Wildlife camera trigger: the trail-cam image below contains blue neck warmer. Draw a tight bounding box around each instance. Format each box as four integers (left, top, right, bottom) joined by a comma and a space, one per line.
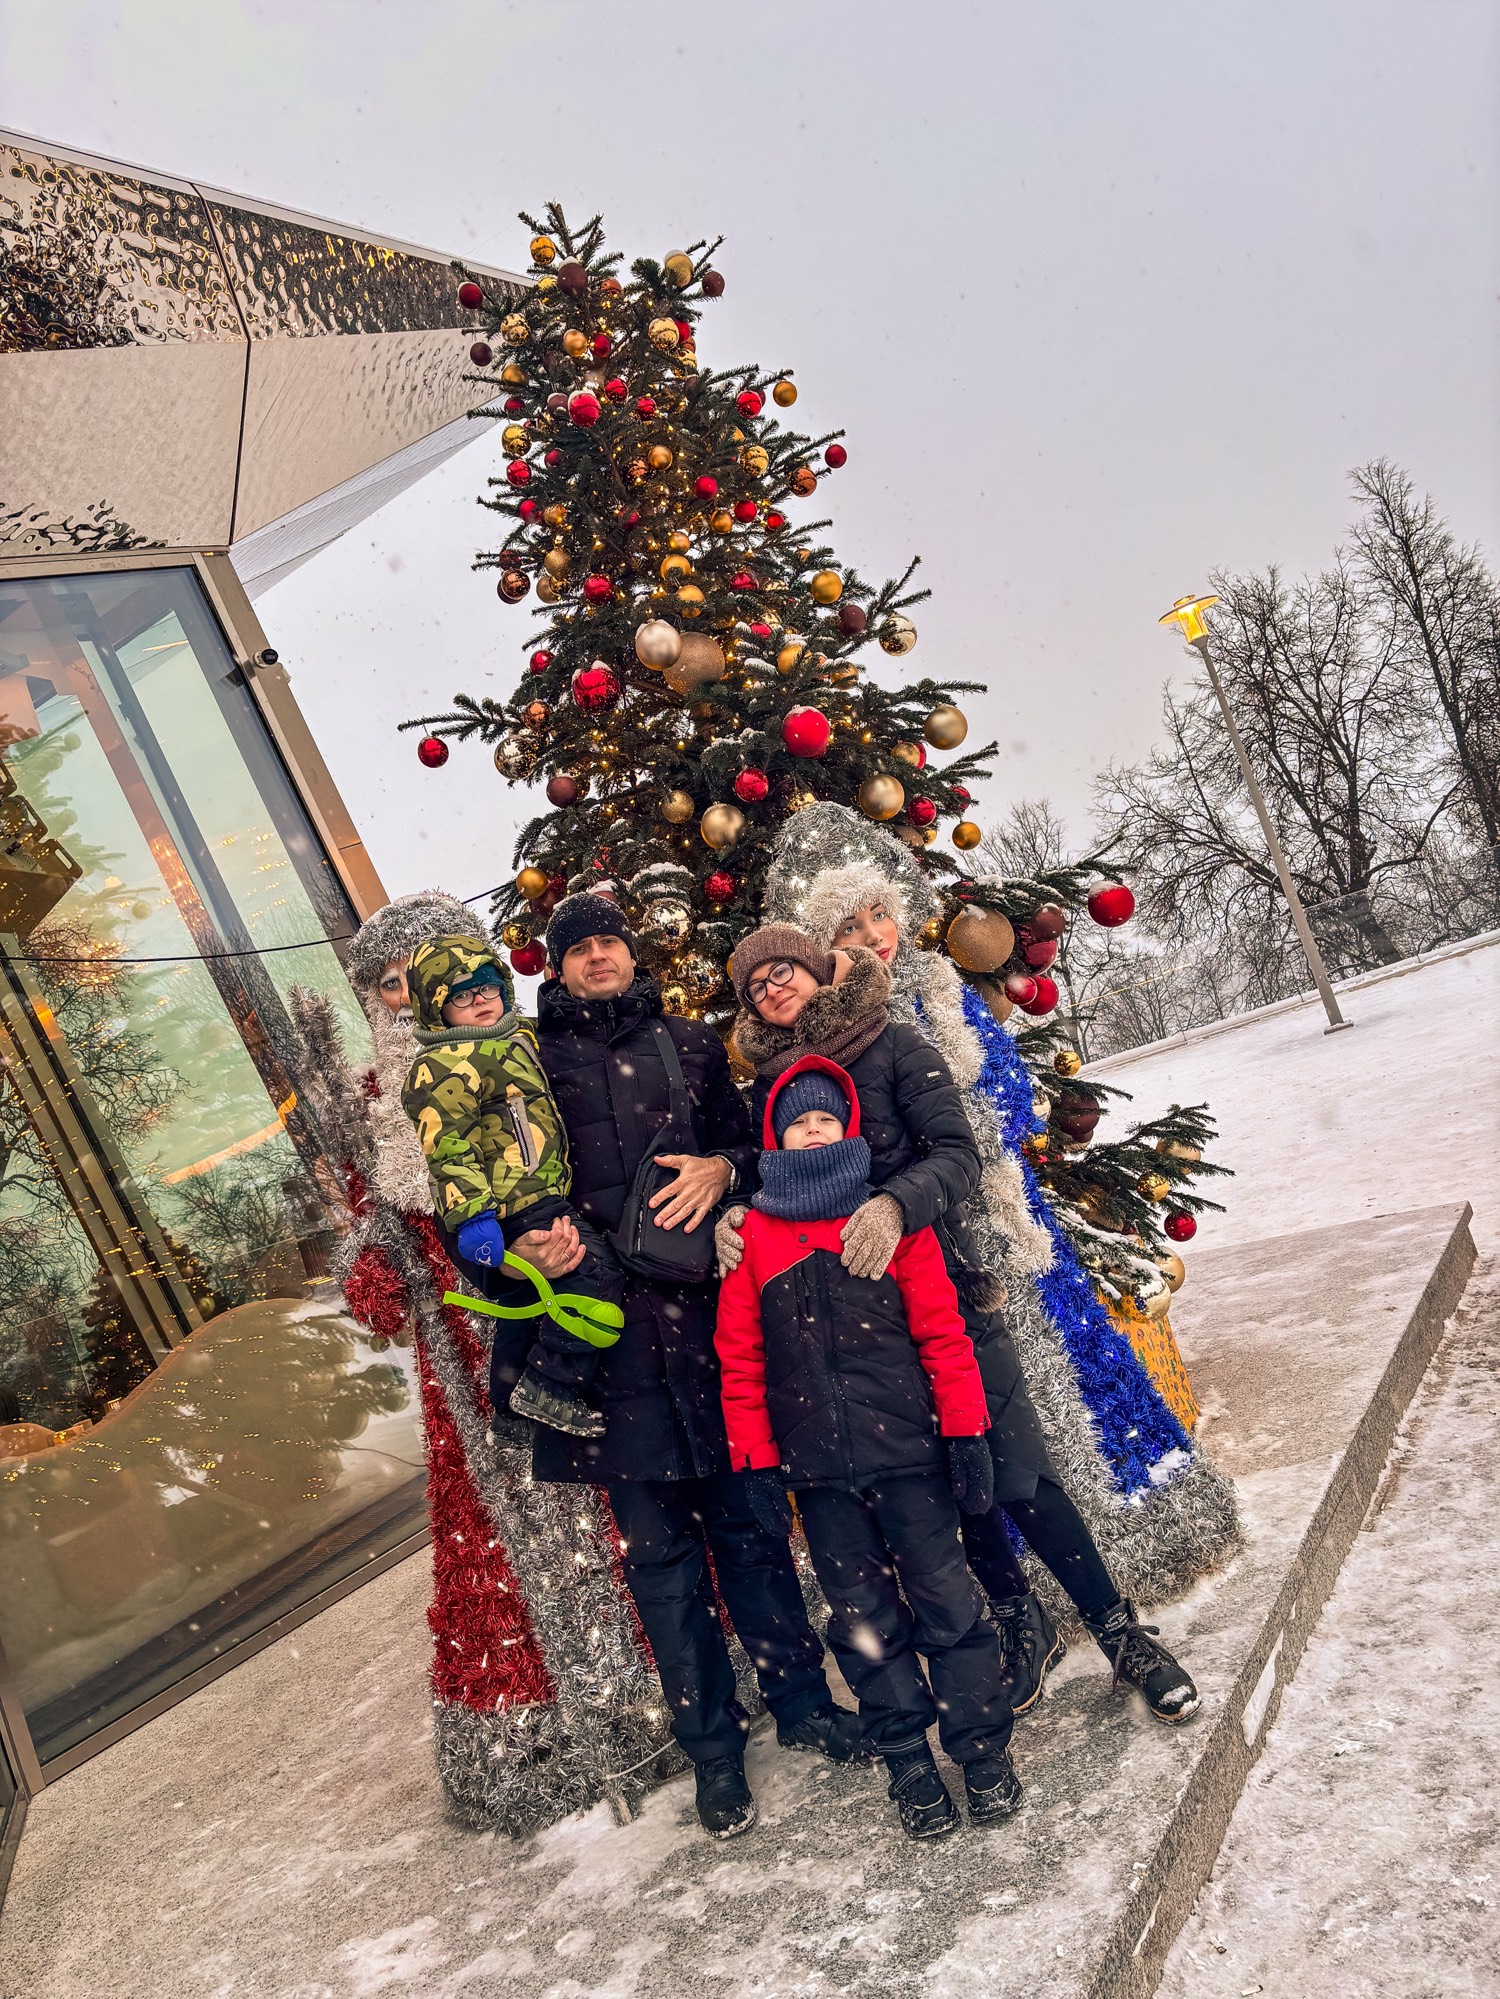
754, 1137, 873, 1221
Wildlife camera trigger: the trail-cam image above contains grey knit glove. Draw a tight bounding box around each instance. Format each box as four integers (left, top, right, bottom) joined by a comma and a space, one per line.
839, 1193, 905, 1280
715, 1204, 749, 1276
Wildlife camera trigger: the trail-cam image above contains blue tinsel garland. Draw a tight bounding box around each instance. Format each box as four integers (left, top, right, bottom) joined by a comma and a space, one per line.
955, 984, 1191, 1494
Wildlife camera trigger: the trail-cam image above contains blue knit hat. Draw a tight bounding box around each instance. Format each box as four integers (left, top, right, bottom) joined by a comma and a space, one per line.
771, 1067, 852, 1142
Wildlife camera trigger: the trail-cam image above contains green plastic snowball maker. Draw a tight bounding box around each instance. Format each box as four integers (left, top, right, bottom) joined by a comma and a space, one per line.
443, 1251, 624, 1348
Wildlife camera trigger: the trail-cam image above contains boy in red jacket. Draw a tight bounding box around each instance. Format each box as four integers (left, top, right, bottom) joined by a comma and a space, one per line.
715, 1055, 1024, 1840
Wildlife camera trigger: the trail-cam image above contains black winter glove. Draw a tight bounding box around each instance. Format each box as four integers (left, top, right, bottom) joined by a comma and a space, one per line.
739, 1468, 795, 1539
946, 1435, 995, 1516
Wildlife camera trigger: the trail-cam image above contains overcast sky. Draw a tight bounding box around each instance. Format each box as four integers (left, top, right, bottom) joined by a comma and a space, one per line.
4, 0, 1497, 916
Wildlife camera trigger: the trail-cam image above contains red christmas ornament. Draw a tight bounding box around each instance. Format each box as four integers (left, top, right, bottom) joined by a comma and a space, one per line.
529, 649, 553, 674
906, 796, 937, 827
824, 443, 848, 468
1031, 903, 1068, 940
590, 333, 613, 361
556, 260, 588, 298
764, 510, 786, 532
469, 340, 493, 366
510, 941, 548, 976
694, 475, 719, 498
733, 767, 769, 803
705, 870, 737, 904
836, 604, 867, 635
635, 396, 656, 417
1087, 883, 1136, 927
737, 389, 764, 417
544, 447, 562, 467
783, 707, 832, 758
571, 662, 621, 709
582, 574, 614, 604
545, 774, 580, 807
701, 269, 725, 297
457, 279, 483, 308
749, 621, 772, 640
1018, 974, 1059, 1017
673, 318, 692, 345
1002, 971, 1038, 1006
505, 459, 531, 487
733, 499, 758, 522
1023, 937, 1058, 971
1164, 1210, 1197, 1243
417, 735, 449, 768
953, 784, 970, 803
603, 377, 627, 401
618, 507, 641, 529
518, 498, 538, 521
503, 396, 526, 414
568, 390, 601, 426
731, 570, 758, 592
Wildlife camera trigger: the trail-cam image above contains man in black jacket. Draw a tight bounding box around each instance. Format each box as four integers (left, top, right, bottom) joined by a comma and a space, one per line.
529, 893, 859, 1838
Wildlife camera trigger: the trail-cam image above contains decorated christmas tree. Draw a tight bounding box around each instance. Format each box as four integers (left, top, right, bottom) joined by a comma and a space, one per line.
405, 203, 1227, 1286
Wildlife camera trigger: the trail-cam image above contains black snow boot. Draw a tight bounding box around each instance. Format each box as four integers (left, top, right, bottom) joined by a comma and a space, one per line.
991, 1592, 1067, 1715
962, 1747, 1025, 1825
508, 1370, 606, 1439
1084, 1599, 1200, 1724
694, 1754, 757, 1838
776, 1701, 868, 1763
884, 1747, 960, 1841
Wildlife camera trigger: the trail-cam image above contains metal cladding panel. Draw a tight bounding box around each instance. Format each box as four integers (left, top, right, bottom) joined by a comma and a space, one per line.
0, 132, 525, 563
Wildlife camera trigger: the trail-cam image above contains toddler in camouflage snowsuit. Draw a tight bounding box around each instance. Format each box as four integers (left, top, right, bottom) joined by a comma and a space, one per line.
402, 934, 622, 1439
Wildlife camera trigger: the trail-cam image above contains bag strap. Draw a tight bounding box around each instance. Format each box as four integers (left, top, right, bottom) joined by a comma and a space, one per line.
648, 1017, 694, 1136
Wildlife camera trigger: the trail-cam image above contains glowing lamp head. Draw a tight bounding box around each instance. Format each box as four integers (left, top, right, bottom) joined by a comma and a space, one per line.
1159, 594, 1219, 646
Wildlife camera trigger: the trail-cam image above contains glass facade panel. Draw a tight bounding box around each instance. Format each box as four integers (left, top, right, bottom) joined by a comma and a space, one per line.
0, 567, 424, 1765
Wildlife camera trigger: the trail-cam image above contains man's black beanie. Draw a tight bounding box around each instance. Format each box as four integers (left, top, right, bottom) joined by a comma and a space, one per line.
545, 891, 637, 970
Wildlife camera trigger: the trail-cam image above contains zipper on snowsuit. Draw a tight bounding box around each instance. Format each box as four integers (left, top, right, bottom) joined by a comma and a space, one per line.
504, 1084, 539, 1169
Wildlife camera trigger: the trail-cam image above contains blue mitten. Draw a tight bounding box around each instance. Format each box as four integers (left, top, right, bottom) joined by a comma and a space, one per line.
456, 1211, 507, 1268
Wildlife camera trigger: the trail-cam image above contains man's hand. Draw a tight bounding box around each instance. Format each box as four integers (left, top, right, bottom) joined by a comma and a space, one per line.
649, 1153, 732, 1232
510, 1215, 585, 1277
715, 1204, 749, 1275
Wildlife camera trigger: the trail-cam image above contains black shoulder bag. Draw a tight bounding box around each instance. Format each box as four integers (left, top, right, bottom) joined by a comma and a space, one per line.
609, 1019, 719, 1284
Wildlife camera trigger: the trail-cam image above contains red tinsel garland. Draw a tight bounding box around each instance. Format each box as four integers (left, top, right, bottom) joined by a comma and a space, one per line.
344, 1243, 411, 1336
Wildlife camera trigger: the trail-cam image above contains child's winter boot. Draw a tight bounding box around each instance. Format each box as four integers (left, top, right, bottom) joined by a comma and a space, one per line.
776, 1701, 868, 1762
961, 1746, 1025, 1824
509, 1370, 606, 1438
694, 1753, 756, 1837
884, 1745, 960, 1840
990, 1591, 1066, 1714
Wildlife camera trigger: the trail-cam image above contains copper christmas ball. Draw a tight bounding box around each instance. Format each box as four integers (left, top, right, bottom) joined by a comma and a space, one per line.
634, 619, 683, 669
701, 269, 725, 297
924, 704, 969, 749
545, 774, 580, 807
501, 423, 529, 456
626, 457, 649, 483
557, 260, 588, 297
516, 865, 549, 900
497, 569, 530, 603
741, 445, 770, 476
562, 328, 589, 358
700, 802, 746, 848
1053, 1048, 1083, 1077
952, 820, 982, 851
829, 661, 860, 687
810, 571, 843, 605
880, 613, 918, 656
789, 465, 819, 497
500, 313, 530, 345
648, 316, 681, 350
772, 378, 798, 406
667, 527, 692, 553
661, 789, 696, 824
664, 251, 694, 287
855, 774, 905, 821
776, 639, 806, 675
1137, 1172, 1172, 1204
598, 275, 622, 298
522, 700, 551, 730
529, 234, 556, 265
1157, 1251, 1187, 1293
647, 443, 674, 471
542, 502, 569, 527
945, 907, 1015, 972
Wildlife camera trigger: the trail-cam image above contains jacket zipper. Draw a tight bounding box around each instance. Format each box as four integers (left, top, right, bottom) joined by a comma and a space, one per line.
809, 1252, 853, 1481
504, 1085, 538, 1170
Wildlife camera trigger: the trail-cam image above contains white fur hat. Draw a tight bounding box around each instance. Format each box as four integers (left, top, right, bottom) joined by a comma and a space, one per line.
762, 803, 941, 947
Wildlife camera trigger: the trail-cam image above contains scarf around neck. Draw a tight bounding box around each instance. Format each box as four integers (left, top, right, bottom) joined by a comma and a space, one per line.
734, 946, 893, 1079
753, 1136, 873, 1221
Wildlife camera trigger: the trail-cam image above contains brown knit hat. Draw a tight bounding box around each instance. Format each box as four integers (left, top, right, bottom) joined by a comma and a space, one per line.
728, 924, 835, 1005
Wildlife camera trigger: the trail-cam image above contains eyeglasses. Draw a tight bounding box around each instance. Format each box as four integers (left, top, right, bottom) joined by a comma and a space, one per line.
746, 961, 797, 1006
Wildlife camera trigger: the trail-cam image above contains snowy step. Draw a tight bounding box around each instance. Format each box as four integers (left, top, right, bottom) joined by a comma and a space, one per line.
0, 1205, 1475, 1999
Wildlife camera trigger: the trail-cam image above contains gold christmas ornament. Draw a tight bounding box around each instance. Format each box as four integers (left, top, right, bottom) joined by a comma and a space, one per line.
1136, 1172, 1172, 1204
829, 662, 859, 687
667, 528, 692, 553
561, 328, 588, 358
857, 774, 906, 821
810, 570, 844, 605
945, 907, 1016, 973
1139, 1274, 1174, 1322
674, 585, 706, 616
1156, 1251, 1187, 1293
648, 317, 681, 350
1053, 1049, 1083, 1078
891, 740, 925, 768
772, 378, 798, 407
516, 865, 548, 900
662, 633, 726, 695
501, 423, 529, 456
501, 920, 529, 948
542, 549, 571, 579
542, 502, 568, 527
643, 898, 694, 947
661, 789, 696, 824
678, 951, 722, 1001
952, 820, 982, 851
661, 983, 690, 1014
923, 704, 969, 749
529, 234, 557, 265
634, 619, 683, 669
880, 613, 919, 656
663, 252, 694, 287
741, 445, 770, 476
535, 575, 562, 604
786, 787, 818, 814
500, 362, 526, 387
647, 444, 674, 471
776, 639, 806, 675
500, 313, 530, 345
1156, 1138, 1203, 1163
709, 508, 735, 535
522, 700, 551, 730
660, 553, 692, 585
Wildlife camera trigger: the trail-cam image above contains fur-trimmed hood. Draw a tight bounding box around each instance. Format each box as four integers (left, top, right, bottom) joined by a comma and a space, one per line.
345, 891, 480, 1001
734, 946, 892, 1078
763, 803, 942, 941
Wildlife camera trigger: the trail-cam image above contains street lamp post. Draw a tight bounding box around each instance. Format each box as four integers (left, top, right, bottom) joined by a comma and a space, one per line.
1159, 594, 1352, 1034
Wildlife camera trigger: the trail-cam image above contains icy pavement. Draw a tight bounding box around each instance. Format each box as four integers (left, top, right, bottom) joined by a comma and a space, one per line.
1160, 1262, 1500, 1999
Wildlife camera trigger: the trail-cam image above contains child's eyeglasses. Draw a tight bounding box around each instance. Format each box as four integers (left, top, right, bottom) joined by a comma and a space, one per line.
746, 961, 797, 1005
